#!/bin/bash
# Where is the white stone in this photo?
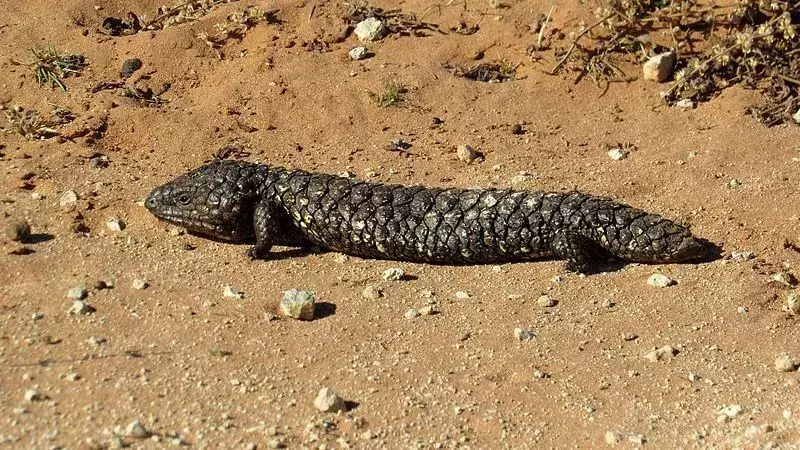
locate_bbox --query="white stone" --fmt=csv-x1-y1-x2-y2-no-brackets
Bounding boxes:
69,300,95,315
608,148,629,161
354,17,386,42
404,308,421,319
67,286,87,300
788,292,800,314
24,388,42,402
362,285,383,299
537,295,556,307
456,144,479,163
644,345,677,362
313,387,347,412
675,99,695,109
132,278,148,290
605,430,622,445
381,267,404,281
775,354,798,372
60,190,78,207
223,285,244,299
349,46,367,60
454,291,470,300
647,273,675,288
642,52,675,82
794,107,800,124
126,420,150,438
513,327,535,341
106,217,125,231
418,305,434,316
279,289,315,320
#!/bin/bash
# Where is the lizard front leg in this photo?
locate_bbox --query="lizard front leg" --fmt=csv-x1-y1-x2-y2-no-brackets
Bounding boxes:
246,200,281,260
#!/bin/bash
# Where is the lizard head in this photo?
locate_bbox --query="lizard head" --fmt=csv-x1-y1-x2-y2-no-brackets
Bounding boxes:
617,213,718,263
145,160,260,243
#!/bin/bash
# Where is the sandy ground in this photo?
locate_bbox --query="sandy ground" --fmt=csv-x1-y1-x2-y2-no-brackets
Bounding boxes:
2,0,800,448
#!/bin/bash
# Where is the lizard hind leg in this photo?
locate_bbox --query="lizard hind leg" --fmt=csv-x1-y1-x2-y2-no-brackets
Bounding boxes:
550,231,605,273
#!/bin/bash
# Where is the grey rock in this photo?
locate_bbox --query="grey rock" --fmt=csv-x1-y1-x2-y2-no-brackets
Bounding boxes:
223,285,244,299
381,267,404,281
120,58,143,78
354,18,386,41
69,300,95,315
775,354,798,372
513,327,535,341
642,52,675,82
404,308,421,319
349,47,368,60
60,190,78,207
608,148,629,161
647,273,675,288
456,144,479,164
644,345,677,362
280,289,315,320
126,420,150,438
313,387,347,412
67,286,87,300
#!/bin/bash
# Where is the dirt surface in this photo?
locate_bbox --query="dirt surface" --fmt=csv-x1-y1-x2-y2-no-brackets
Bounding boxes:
2,0,800,448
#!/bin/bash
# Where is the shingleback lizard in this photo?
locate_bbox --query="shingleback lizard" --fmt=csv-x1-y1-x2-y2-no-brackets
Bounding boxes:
145,160,713,272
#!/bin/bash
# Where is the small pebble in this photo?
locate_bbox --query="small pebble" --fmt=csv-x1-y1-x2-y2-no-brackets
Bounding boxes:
510,172,537,184
106,217,125,231
67,286,87,300
787,292,800,314
642,52,675,82
770,272,795,287
279,289,315,320
223,285,244,299
454,291,470,300
688,373,701,382
88,336,106,346
24,389,42,402
775,354,798,372
65,372,80,382
513,327,535,341
718,404,743,419
607,148,629,161
628,434,647,445
4,219,31,242
511,123,523,135
404,308,421,319
731,251,755,262
418,305,434,316
647,273,675,288
621,332,638,341
132,278,148,290
675,99,695,109
381,267,404,281
69,300,95,315
60,190,78,207
32,312,44,321
354,17,386,41
126,420,150,438
605,430,622,445
602,299,615,308
313,387,347,412
362,285,383,299
120,58,143,78
93,280,109,290
537,295,557,307
644,345,677,362
727,179,743,189
456,144,479,164
349,46,367,60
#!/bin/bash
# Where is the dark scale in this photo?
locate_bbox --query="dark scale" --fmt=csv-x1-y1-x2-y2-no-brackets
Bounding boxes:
145,160,714,272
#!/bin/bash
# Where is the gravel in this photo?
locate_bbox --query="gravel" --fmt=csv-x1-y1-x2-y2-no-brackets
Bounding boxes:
313,387,347,412
280,289,316,320
354,17,386,41
647,273,675,288
4,219,31,242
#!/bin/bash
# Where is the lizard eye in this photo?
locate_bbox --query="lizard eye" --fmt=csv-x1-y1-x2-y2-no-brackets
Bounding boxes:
177,194,191,205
